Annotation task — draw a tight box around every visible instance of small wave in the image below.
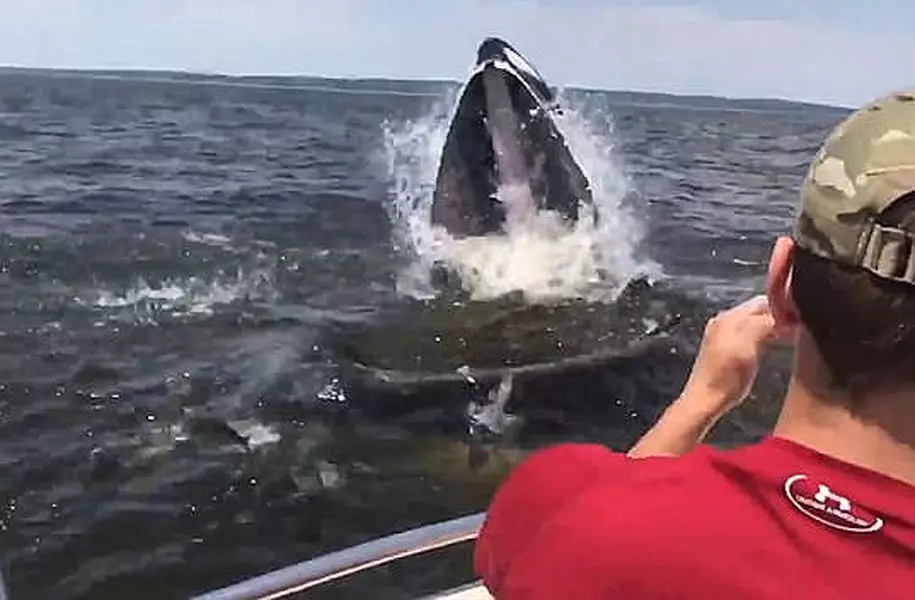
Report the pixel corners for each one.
[180,230,233,248]
[226,419,281,448]
[76,267,277,324]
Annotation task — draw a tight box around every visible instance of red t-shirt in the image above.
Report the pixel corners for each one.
[474,436,915,599]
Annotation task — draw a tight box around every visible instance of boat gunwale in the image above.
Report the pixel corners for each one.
[190,512,486,600]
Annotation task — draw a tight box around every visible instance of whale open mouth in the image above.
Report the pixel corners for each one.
[431,37,595,239]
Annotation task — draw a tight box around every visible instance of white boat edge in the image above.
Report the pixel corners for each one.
[425,581,492,600]
[190,512,490,599]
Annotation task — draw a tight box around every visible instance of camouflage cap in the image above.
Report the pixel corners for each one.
[795,89,915,284]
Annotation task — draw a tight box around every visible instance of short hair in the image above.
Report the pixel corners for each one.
[791,191,915,395]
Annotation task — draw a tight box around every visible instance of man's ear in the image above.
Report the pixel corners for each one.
[766,236,800,332]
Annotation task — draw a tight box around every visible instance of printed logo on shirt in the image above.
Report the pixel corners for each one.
[784,474,884,534]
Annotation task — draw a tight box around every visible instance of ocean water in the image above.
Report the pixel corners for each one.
[0,69,848,599]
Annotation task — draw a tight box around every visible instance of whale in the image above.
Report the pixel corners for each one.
[430,37,596,239]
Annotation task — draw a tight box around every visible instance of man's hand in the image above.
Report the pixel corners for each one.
[679,294,787,418]
[627,295,789,458]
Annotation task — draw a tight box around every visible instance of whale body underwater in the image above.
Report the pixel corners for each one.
[430,37,597,240]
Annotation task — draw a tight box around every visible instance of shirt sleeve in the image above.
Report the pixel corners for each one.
[473,442,630,596]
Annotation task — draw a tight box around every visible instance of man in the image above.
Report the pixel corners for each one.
[473,89,915,598]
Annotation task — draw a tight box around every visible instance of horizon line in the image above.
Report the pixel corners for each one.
[0,63,853,111]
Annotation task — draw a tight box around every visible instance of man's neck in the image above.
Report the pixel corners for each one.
[772,376,915,487]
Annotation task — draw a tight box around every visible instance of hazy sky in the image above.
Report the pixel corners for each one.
[2,0,915,107]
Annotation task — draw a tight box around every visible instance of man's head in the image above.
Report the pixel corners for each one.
[766,89,915,397]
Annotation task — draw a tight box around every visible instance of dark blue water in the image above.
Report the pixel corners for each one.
[0,70,847,599]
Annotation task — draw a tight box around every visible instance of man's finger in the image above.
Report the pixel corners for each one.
[740,294,770,314]
[723,294,769,319]
[766,323,796,346]
[743,311,777,341]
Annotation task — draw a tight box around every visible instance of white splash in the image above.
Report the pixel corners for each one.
[77,266,277,324]
[380,89,657,303]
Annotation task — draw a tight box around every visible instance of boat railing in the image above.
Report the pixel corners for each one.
[190,511,486,600]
